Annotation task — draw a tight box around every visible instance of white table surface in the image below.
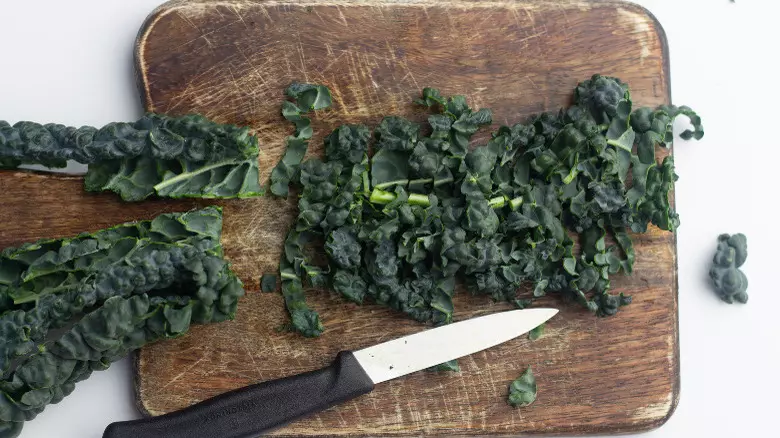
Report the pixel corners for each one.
[1,0,777,437]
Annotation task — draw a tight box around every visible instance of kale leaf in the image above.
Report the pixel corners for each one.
[528,323,545,340]
[261,274,277,292]
[0,207,244,435]
[1,114,263,201]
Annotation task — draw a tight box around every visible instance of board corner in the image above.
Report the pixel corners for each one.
[131,349,158,418]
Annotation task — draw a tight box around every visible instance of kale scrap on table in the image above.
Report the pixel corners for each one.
[269,75,703,338]
[0,114,263,201]
[709,233,748,304]
[0,207,245,437]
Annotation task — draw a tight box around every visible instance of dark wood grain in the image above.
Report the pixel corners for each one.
[0,0,679,435]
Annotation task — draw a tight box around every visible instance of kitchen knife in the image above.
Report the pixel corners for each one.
[103,308,558,438]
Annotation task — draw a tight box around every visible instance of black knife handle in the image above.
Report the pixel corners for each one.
[103,351,374,438]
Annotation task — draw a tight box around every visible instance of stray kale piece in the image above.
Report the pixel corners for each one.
[709,233,748,304]
[261,274,278,292]
[269,83,333,197]
[427,360,461,373]
[0,207,244,436]
[508,367,537,408]
[1,114,263,201]
[528,323,545,341]
[269,75,703,336]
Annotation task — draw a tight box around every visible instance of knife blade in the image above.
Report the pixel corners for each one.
[103,308,557,438]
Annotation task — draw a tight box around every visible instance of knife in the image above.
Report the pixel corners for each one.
[103,308,557,438]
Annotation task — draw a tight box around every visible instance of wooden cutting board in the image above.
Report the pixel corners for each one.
[0,0,680,435]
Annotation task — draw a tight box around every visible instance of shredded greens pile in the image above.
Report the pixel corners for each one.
[0,207,244,436]
[270,75,702,338]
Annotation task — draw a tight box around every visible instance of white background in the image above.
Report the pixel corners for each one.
[0,0,777,437]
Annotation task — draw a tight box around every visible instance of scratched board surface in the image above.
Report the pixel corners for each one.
[0,0,679,436]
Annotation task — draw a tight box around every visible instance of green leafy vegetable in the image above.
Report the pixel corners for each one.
[427,360,461,373]
[269,83,333,197]
[507,367,537,408]
[1,114,263,201]
[0,207,244,435]
[709,233,748,304]
[269,75,703,336]
[261,274,277,292]
[528,323,545,340]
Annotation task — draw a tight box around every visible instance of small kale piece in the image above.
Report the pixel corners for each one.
[709,233,748,304]
[261,274,277,292]
[426,359,460,373]
[528,323,545,340]
[269,83,332,197]
[374,116,419,152]
[574,74,631,125]
[508,367,537,408]
[416,88,492,158]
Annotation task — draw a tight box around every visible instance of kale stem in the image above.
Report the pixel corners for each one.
[369,188,430,207]
[374,179,410,190]
[280,271,299,281]
[409,178,433,186]
[362,171,370,197]
[154,159,242,192]
[488,195,508,209]
[433,176,454,187]
[509,196,524,210]
[369,188,397,204]
[408,194,431,207]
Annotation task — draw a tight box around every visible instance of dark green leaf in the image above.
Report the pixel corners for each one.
[528,323,545,340]
[507,367,537,407]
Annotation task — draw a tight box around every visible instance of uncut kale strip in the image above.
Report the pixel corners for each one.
[0,113,262,201]
[0,207,244,438]
[270,75,703,338]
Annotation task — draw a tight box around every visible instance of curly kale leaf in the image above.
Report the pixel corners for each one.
[465,198,499,237]
[709,233,748,304]
[280,277,323,337]
[416,89,492,158]
[375,116,419,152]
[371,148,410,190]
[325,124,370,165]
[1,114,263,201]
[629,156,679,232]
[261,274,277,293]
[332,270,367,304]
[575,74,631,125]
[285,83,332,112]
[0,207,243,377]
[507,367,537,408]
[326,227,361,270]
[461,146,498,199]
[0,208,243,435]
[270,83,333,197]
